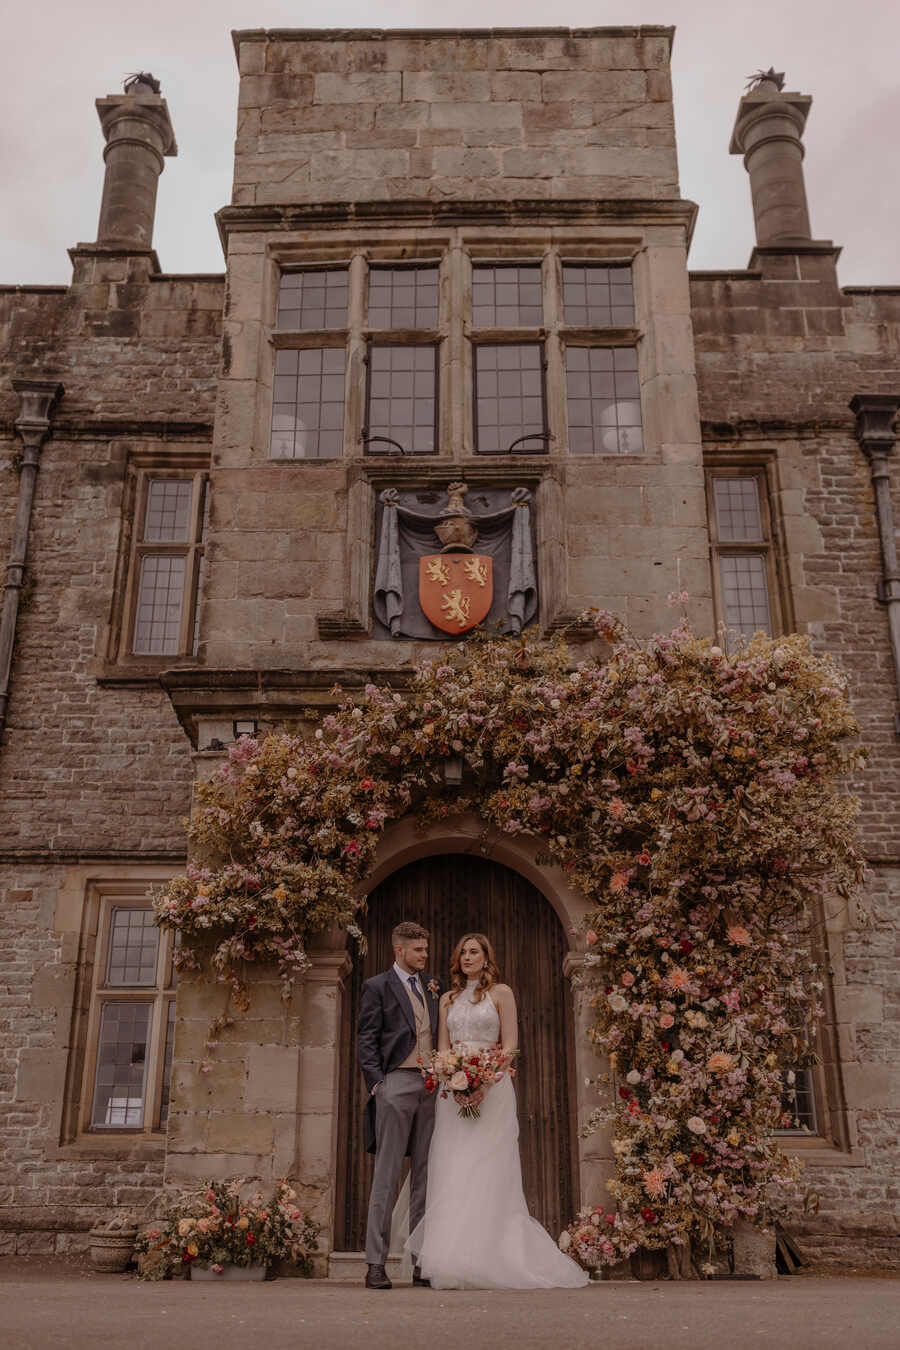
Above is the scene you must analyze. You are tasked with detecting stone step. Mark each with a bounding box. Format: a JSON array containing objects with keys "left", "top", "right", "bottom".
[{"left": 328, "top": 1251, "right": 410, "bottom": 1282}]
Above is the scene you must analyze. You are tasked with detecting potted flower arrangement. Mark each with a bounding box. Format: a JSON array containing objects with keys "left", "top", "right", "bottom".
[{"left": 134, "top": 1179, "right": 319, "bottom": 1281}]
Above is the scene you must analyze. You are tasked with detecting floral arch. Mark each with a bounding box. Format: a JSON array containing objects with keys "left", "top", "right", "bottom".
[{"left": 154, "top": 613, "right": 865, "bottom": 1271}]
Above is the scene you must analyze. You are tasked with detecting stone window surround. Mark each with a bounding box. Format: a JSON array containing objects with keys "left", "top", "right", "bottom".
[
  {"left": 703, "top": 452, "right": 862, "bottom": 1164},
  {"left": 704, "top": 453, "right": 793, "bottom": 644},
  {"left": 103, "top": 446, "right": 211, "bottom": 676},
  {"left": 60, "top": 876, "right": 177, "bottom": 1157},
  {"left": 779, "top": 896, "right": 863, "bottom": 1166},
  {"left": 266, "top": 235, "right": 644, "bottom": 464}
]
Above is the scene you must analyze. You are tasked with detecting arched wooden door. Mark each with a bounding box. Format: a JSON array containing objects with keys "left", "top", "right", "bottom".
[{"left": 334, "top": 854, "right": 578, "bottom": 1250}]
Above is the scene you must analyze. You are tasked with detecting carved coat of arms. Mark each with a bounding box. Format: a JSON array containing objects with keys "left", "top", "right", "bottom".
[
  {"left": 418, "top": 553, "right": 494, "bottom": 633},
  {"left": 373, "top": 480, "right": 538, "bottom": 640}
]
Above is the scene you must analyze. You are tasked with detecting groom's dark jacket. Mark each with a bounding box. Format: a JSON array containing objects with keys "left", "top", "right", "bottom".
[{"left": 358, "top": 968, "right": 442, "bottom": 1154}]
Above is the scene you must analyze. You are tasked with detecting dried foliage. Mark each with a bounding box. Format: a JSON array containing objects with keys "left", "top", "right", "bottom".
[{"left": 154, "top": 613, "right": 865, "bottom": 1257}]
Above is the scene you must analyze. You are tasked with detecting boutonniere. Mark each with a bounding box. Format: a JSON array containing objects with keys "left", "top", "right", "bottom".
[{"left": 427, "top": 979, "right": 440, "bottom": 998}]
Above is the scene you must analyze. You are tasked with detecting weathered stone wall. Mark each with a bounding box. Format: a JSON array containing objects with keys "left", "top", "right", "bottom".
[
  {"left": 0, "top": 871, "right": 170, "bottom": 1254},
  {"left": 0, "top": 262, "right": 223, "bottom": 852},
  {"left": 0, "top": 256, "right": 223, "bottom": 1250},
  {"left": 232, "top": 27, "right": 677, "bottom": 205},
  {"left": 691, "top": 257, "right": 900, "bottom": 1265}
]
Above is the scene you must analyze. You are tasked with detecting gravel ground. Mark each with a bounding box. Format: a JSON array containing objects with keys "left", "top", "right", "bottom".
[{"left": 1, "top": 1261, "right": 899, "bottom": 1350}]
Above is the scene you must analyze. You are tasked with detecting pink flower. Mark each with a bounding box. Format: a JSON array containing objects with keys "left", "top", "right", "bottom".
[
  {"left": 727, "top": 925, "right": 751, "bottom": 946},
  {"left": 585, "top": 930, "right": 598, "bottom": 946},
  {"left": 707, "top": 1052, "right": 736, "bottom": 1073},
  {"left": 658, "top": 1013, "right": 675, "bottom": 1029},
  {"left": 642, "top": 1168, "right": 666, "bottom": 1197},
  {"left": 608, "top": 798, "right": 627, "bottom": 820},
  {"left": 667, "top": 968, "right": 691, "bottom": 992},
  {"left": 621, "top": 971, "right": 636, "bottom": 987}
]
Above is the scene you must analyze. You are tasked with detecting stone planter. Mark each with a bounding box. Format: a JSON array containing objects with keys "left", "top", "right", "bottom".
[
  {"left": 191, "top": 1263, "right": 267, "bottom": 1281},
  {"left": 88, "top": 1229, "right": 138, "bottom": 1273}
]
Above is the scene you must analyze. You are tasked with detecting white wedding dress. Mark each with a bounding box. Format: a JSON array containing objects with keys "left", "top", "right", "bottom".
[{"left": 405, "top": 980, "right": 589, "bottom": 1290}]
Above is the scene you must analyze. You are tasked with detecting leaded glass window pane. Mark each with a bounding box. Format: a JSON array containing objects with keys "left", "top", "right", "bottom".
[
  {"left": 106, "top": 908, "right": 160, "bottom": 987},
  {"left": 270, "top": 347, "right": 345, "bottom": 459},
  {"left": 366, "top": 344, "right": 437, "bottom": 454},
  {"left": 133, "top": 554, "right": 186, "bottom": 655},
  {"left": 277, "top": 269, "right": 348, "bottom": 331},
  {"left": 472, "top": 265, "right": 543, "bottom": 327},
  {"left": 563, "top": 265, "right": 635, "bottom": 326},
  {"left": 565, "top": 347, "right": 643, "bottom": 453},
  {"left": 143, "top": 479, "right": 192, "bottom": 542},
  {"left": 719, "top": 554, "right": 772, "bottom": 639},
  {"left": 91, "top": 1002, "right": 151, "bottom": 1128},
  {"left": 714, "top": 478, "right": 764, "bottom": 542},
  {"left": 475, "top": 344, "right": 546, "bottom": 454},
  {"left": 779, "top": 1068, "right": 818, "bottom": 1133},
  {"left": 368, "top": 266, "right": 439, "bottom": 329}
]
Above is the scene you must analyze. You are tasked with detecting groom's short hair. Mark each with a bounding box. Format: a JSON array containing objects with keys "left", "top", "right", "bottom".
[{"left": 391, "top": 920, "right": 429, "bottom": 947}]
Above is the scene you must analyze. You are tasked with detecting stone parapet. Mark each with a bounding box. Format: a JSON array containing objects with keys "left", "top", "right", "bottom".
[{"left": 230, "top": 28, "right": 679, "bottom": 206}]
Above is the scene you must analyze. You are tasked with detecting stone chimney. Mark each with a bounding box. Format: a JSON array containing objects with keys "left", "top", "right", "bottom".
[
  {"left": 730, "top": 69, "right": 812, "bottom": 245},
  {"left": 95, "top": 72, "right": 177, "bottom": 249}
]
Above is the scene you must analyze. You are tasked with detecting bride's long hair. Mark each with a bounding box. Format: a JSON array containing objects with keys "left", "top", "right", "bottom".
[{"left": 448, "top": 933, "right": 501, "bottom": 1004}]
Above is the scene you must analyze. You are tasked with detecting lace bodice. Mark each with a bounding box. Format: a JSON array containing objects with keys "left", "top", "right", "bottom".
[{"left": 447, "top": 983, "right": 501, "bottom": 1048}]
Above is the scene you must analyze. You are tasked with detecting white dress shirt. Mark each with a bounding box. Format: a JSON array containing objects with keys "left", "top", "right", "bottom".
[{"left": 393, "top": 962, "right": 426, "bottom": 1000}]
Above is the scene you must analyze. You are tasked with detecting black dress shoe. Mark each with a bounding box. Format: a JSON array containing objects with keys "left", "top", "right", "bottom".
[
  {"left": 365, "top": 1263, "right": 392, "bottom": 1289},
  {"left": 412, "top": 1265, "right": 430, "bottom": 1287}
]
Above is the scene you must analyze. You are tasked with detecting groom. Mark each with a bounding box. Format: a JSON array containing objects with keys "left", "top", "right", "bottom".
[{"left": 357, "top": 920, "right": 442, "bottom": 1290}]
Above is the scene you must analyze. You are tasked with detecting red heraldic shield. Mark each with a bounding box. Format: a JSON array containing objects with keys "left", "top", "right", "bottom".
[{"left": 418, "top": 554, "right": 494, "bottom": 634}]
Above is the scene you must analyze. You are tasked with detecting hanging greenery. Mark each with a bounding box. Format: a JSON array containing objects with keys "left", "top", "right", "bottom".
[{"left": 153, "top": 610, "right": 865, "bottom": 1262}]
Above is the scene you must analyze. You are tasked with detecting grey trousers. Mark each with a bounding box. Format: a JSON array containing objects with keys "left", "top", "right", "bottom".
[{"left": 364, "top": 1068, "right": 436, "bottom": 1265}]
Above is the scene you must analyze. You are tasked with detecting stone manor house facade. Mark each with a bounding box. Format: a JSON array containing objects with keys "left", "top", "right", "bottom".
[{"left": 0, "top": 28, "right": 898, "bottom": 1270}]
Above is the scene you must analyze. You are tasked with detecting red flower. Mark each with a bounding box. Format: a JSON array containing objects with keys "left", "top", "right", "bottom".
[
  {"left": 246, "top": 1233, "right": 256, "bottom": 1245},
  {"left": 690, "top": 1151, "right": 706, "bottom": 1165},
  {"left": 247, "top": 915, "right": 257, "bottom": 928},
  {"left": 618, "top": 1086, "right": 631, "bottom": 1099},
  {"left": 638, "top": 849, "right": 652, "bottom": 866},
  {"left": 424, "top": 1076, "right": 436, "bottom": 1093},
  {"left": 181, "top": 1249, "right": 195, "bottom": 1263},
  {"left": 680, "top": 939, "right": 694, "bottom": 954},
  {"left": 661, "top": 1041, "right": 671, "bottom": 1051},
  {"left": 640, "top": 1208, "right": 657, "bottom": 1223},
  {"left": 344, "top": 840, "right": 361, "bottom": 856},
  {"left": 360, "top": 777, "right": 374, "bottom": 791}
]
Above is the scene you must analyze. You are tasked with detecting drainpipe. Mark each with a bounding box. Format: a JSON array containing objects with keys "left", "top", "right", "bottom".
[
  {"left": 0, "top": 379, "right": 63, "bottom": 741},
  {"left": 850, "top": 394, "right": 900, "bottom": 735}
]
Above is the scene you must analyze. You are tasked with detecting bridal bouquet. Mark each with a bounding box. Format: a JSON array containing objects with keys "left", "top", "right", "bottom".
[{"left": 421, "top": 1046, "right": 517, "bottom": 1119}]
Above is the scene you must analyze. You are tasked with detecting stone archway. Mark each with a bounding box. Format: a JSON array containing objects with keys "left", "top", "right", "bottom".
[{"left": 327, "top": 815, "right": 614, "bottom": 1256}]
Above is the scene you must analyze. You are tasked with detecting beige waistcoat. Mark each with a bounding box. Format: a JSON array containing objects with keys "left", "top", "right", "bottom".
[{"left": 397, "top": 977, "right": 433, "bottom": 1069}]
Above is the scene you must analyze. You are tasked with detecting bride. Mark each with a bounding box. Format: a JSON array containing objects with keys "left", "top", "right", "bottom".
[{"left": 407, "top": 932, "right": 588, "bottom": 1290}]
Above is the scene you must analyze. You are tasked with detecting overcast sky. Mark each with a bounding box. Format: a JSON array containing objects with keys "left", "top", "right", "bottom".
[{"left": 3, "top": 0, "right": 898, "bottom": 285}]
